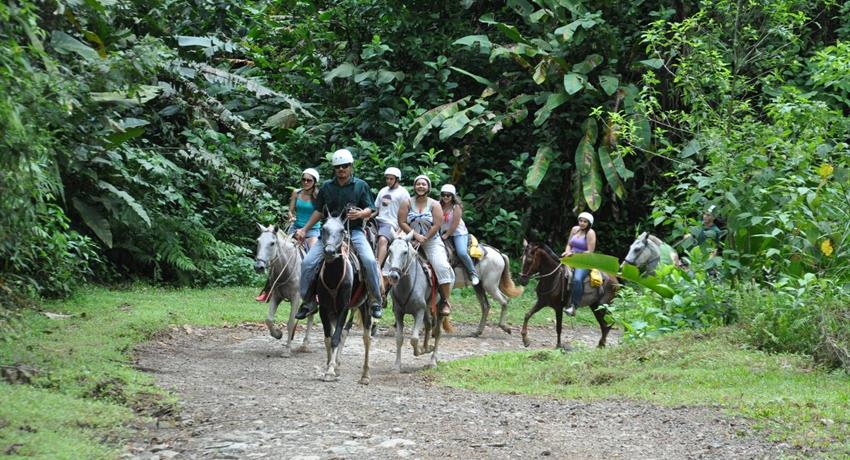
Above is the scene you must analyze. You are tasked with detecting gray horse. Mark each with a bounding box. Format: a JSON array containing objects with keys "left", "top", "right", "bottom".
[
  {"left": 451, "top": 244, "right": 524, "bottom": 336},
  {"left": 622, "top": 232, "right": 681, "bottom": 275},
  {"left": 254, "top": 224, "right": 315, "bottom": 356},
  {"left": 383, "top": 232, "right": 442, "bottom": 370}
]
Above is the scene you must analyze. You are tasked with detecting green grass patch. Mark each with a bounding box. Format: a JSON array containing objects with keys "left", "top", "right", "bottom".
[{"left": 434, "top": 327, "right": 850, "bottom": 456}]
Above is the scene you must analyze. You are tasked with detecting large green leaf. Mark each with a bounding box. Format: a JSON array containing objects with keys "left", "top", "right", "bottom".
[
  {"left": 533, "top": 91, "right": 568, "bottom": 126},
  {"left": 532, "top": 59, "right": 549, "bottom": 85},
  {"left": 323, "top": 62, "right": 357, "bottom": 83},
  {"left": 563, "top": 73, "right": 585, "bottom": 95},
  {"left": 51, "top": 31, "right": 100, "bottom": 61},
  {"left": 90, "top": 85, "right": 161, "bottom": 104},
  {"left": 560, "top": 255, "right": 675, "bottom": 298},
  {"left": 438, "top": 111, "right": 472, "bottom": 140},
  {"left": 411, "top": 97, "right": 471, "bottom": 146},
  {"left": 572, "top": 54, "right": 603, "bottom": 74},
  {"left": 633, "top": 114, "right": 651, "bottom": 150},
  {"left": 582, "top": 154, "right": 604, "bottom": 211},
  {"left": 618, "top": 264, "right": 675, "bottom": 298},
  {"left": 611, "top": 148, "right": 634, "bottom": 180},
  {"left": 581, "top": 117, "right": 598, "bottom": 144},
  {"left": 449, "top": 66, "right": 494, "bottom": 86},
  {"left": 597, "top": 145, "right": 626, "bottom": 198},
  {"left": 525, "top": 145, "right": 557, "bottom": 191},
  {"left": 72, "top": 198, "right": 112, "bottom": 248},
  {"left": 98, "top": 181, "right": 152, "bottom": 227},
  {"left": 599, "top": 75, "right": 619, "bottom": 95},
  {"left": 453, "top": 35, "right": 493, "bottom": 54}
]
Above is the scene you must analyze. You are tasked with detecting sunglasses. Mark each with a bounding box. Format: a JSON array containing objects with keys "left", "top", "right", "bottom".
[
  {"left": 333, "top": 163, "right": 352, "bottom": 170},
  {"left": 301, "top": 177, "right": 314, "bottom": 183},
  {"left": 440, "top": 193, "right": 453, "bottom": 198}
]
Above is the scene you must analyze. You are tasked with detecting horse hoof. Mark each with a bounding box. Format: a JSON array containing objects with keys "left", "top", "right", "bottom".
[
  {"left": 297, "top": 345, "right": 310, "bottom": 353},
  {"left": 410, "top": 338, "right": 420, "bottom": 355},
  {"left": 359, "top": 376, "right": 370, "bottom": 385},
  {"left": 392, "top": 364, "right": 402, "bottom": 373},
  {"left": 425, "top": 361, "right": 437, "bottom": 369},
  {"left": 471, "top": 330, "right": 482, "bottom": 338},
  {"left": 522, "top": 336, "right": 530, "bottom": 348},
  {"left": 270, "top": 329, "right": 283, "bottom": 340},
  {"left": 322, "top": 373, "right": 337, "bottom": 382},
  {"left": 501, "top": 326, "right": 512, "bottom": 335}
]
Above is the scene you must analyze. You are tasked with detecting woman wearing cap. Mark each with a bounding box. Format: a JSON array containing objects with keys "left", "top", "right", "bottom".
[
  {"left": 560, "top": 212, "right": 596, "bottom": 316},
  {"left": 398, "top": 175, "right": 456, "bottom": 316},
  {"left": 373, "top": 167, "right": 410, "bottom": 268},
  {"left": 439, "top": 183, "right": 480, "bottom": 286},
  {"left": 256, "top": 168, "right": 321, "bottom": 302}
]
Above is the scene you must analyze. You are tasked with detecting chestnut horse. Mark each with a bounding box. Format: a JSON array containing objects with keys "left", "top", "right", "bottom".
[{"left": 518, "top": 241, "right": 618, "bottom": 350}]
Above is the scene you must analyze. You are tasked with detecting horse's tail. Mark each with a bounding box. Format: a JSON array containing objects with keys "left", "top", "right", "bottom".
[
  {"left": 498, "top": 252, "right": 524, "bottom": 298},
  {"left": 442, "top": 316, "right": 454, "bottom": 333}
]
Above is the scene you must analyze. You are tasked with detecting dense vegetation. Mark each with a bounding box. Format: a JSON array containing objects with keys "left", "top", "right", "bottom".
[{"left": 2, "top": 0, "right": 848, "bottom": 359}]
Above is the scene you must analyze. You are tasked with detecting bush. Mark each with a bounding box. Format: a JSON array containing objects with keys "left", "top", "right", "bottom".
[{"left": 733, "top": 275, "right": 850, "bottom": 371}]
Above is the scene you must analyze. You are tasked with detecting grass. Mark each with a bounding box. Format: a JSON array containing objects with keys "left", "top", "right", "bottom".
[{"left": 433, "top": 327, "right": 850, "bottom": 457}]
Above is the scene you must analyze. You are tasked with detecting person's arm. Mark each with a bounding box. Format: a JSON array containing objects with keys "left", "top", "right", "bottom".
[
  {"left": 561, "top": 226, "right": 578, "bottom": 257},
  {"left": 288, "top": 189, "right": 298, "bottom": 222},
  {"left": 441, "top": 204, "right": 462, "bottom": 240},
  {"left": 425, "top": 202, "right": 443, "bottom": 241},
  {"left": 398, "top": 200, "right": 411, "bottom": 233},
  {"left": 294, "top": 210, "right": 322, "bottom": 241},
  {"left": 586, "top": 229, "right": 597, "bottom": 253}
]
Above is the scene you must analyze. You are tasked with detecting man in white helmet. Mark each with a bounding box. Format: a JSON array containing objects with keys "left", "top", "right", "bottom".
[
  {"left": 372, "top": 166, "right": 410, "bottom": 268},
  {"left": 294, "top": 148, "right": 384, "bottom": 319}
]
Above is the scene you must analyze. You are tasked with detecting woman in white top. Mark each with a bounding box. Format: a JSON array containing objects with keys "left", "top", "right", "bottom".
[
  {"left": 439, "top": 184, "right": 479, "bottom": 285},
  {"left": 397, "top": 174, "right": 455, "bottom": 315}
]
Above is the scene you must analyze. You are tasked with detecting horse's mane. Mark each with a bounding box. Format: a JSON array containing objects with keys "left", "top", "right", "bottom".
[{"left": 533, "top": 241, "right": 561, "bottom": 262}]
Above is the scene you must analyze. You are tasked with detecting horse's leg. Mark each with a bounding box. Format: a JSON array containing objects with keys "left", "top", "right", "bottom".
[
  {"left": 359, "top": 305, "right": 372, "bottom": 385},
  {"left": 299, "top": 311, "right": 314, "bottom": 353},
  {"left": 411, "top": 308, "right": 425, "bottom": 356},
  {"left": 393, "top": 308, "right": 404, "bottom": 372},
  {"left": 521, "top": 301, "right": 546, "bottom": 347},
  {"left": 422, "top": 308, "right": 432, "bottom": 354},
  {"left": 319, "top": 308, "right": 333, "bottom": 379},
  {"left": 556, "top": 305, "right": 569, "bottom": 351},
  {"left": 428, "top": 308, "right": 442, "bottom": 368},
  {"left": 485, "top": 280, "right": 512, "bottom": 335},
  {"left": 472, "top": 283, "right": 490, "bottom": 337},
  {"left": 324, "top": 303, "right": 349, "bottom": 381},
  {"left": 592, "top": 303, "right": 611, "bottom": 348},
  {"left": 334, "top": 307, "right": 354, "bottom": 377},
  {"left": 265, "top": 294, "right": 284, "bottom": 341}
]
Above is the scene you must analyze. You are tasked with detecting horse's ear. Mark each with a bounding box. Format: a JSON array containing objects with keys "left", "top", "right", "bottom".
[
  {"left": 323, "top": 205, "right": 331, "bottom": 218},
  {"left": 257, "top": 222, "right": 266, "bottom": 232},
  {"left": 403, "top": 231, "right": 414, "bottom": 242},
  {"left": 641, "top": 232, "right": 649, "bottom": 241},
  {"left": 523, "top": 239, "right": 528, "bottom": 248},
  {"left": 272, "top": 225, "right": 279, "bottom": 234}
]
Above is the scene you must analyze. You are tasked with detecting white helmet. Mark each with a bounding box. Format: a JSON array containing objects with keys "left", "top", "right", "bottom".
[
  {"left": 302, "top": 168, "right": 319, "bottom": 183},
  {"left": 413, "top": 174, "right": 431, "bottom": 190},
  {"left": 384, "top": 167, "right": 401, "bottom": 180},
  {"left": 578, "top": 211, "right": 594, "bottom": 226},
  {"left": 331, "top": 148, "right": 354, "bottom": 166},
  {"left": 440, "top": 184, "right": 456, "bottom": 196}
]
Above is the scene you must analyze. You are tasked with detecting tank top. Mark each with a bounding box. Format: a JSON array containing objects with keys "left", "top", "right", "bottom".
[
  {"left": 440, "top": 205, "right": 468, "bottom": 236},
  {"left": 407, "top": 197, "right": 438, "bottom": 240},
  {"left": 294, "top": 190, "right": 320, "bottom": 230},
  {"left": 569, "top": 231, "right": 589, "bottom": 253}
]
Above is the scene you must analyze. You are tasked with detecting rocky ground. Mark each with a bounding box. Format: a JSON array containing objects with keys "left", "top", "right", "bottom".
[{"left": 125, "top": 321, "right": 789, "bottom": 459}]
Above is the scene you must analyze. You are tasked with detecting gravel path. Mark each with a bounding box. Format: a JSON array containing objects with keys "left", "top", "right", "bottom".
[{"left": 125, "top": 321, "right": 788, "bottom": 459}]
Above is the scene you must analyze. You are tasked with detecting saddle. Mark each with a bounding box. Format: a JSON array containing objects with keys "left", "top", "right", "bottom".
[
  {"left": 412, "top": 248, "right": 442, "bottom": 315},
  {"left": 560, "top": 267, "right": 608, "bottom": 304},
  {"left": 445, "top": 236, "right": 487, "bottom": 269}
]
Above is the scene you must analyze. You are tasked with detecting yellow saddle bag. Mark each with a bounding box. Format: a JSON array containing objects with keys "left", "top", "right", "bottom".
[
  {"left": 468, "top": 235, "right": 483, "bottom": 259},
  {"left": 589, "top": 269, "right": 604, "bottom": 288}
]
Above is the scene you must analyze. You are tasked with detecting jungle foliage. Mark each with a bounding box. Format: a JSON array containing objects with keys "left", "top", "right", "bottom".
[{"left": 1, "top": 1, "right": 848, "bottom": 364}]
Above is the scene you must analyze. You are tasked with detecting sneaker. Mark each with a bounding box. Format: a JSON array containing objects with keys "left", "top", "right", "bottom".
[
  {"left": 471, "top": 274, "right": 480, "bottom": 286},
  {"left": 370, "top": 301, "right": 383, "bottom": 319},
  {"left": 255, "top": 291, "right": 268, "bottom": 302},
  {"left": 294, "top": 300, "right": 318, "bottom": 319},
  {"left": 565, "top": 304, "right": 576, "bottom": 317}
]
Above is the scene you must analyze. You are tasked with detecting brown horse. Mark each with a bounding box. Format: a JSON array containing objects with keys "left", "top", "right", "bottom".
[{"left": 518, "top": 240, "right": 619, "bottom": 349}]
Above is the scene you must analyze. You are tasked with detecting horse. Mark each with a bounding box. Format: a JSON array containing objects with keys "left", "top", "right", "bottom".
[
  {"left": 622, "top": 232, "right": 681, "bottom": 275},
  {"left": 383, "top": 232, "right": 443, "bottom": 370},
  {"left": 254, "top": 224, "right": 315, "bottom": 356},
  {"left": 448, "top": 243, "right": 524, "bottom": 336},
  {"left": 315, "top": 213, "right": 372, "bottom": 384},
  {"left": 518, "top": 240, "right": 619, "bottom": 349}
]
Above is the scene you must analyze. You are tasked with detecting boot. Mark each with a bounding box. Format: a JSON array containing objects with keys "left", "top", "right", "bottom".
[
  {"left": 255, "top": 291, "right": 268, "bottom": 302},
  {"left": 370, "top": 300, "right": 383, "bottom": 319},
  {"left": 295, "top": 299, "right": 318, "bottom": 319},
  {"left": 565, "top": 304, "right": 576, "bottom": 317}
]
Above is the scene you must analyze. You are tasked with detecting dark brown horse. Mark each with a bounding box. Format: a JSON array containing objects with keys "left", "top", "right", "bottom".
[{"left": 518, "top": 240, "right": 619, "bottom": 349}]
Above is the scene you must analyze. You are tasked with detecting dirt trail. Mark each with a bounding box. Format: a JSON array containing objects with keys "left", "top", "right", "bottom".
[{"left": 125, "top": 322, "right": 787, "bottom": 459}]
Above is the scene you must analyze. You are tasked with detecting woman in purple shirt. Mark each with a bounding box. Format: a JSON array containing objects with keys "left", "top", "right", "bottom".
[{"left": 560, "top": 212, "right": 596, "bottom": 316}]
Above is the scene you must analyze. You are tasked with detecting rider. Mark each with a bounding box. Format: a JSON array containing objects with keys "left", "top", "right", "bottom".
[
  {"left": 398, "top": 174, "right": 455, "bottom": 316},
  {"left": 560, "top": 211, "right": 596, "bottom": 317},
  {"left": 372, "top": 167, "right": 410, "bottom": 268},
  {"left": 439, "top": 183, "right": 480, "bottom": 286},
  {"left": 293, "top": 149, "right": 384, "bottom": 320},
  {"left": 256, "top": 167, "right": 321, "bottom": 302}
]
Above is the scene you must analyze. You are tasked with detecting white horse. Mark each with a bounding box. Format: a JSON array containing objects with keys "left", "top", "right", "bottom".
[
  {"left": 622, "top": 232, "right": 682, "bottom": 275},
  {"left": 254, "top": 224, "right": 315, "bottom": 357},
  {"left": 451, "top": 244, "right": 524, "bottom": 336}
]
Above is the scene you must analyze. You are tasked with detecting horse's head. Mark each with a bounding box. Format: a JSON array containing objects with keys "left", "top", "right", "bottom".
[
  {"left": 519, "top": 239, "right": 542, "bottom": 286},
  {"left": 622, "top": 232, "right": 653, "bottom": 271},
  {"left": 383, "top": 231, "right": 415, "bottom": 287},
  {"left": 255, "top": 223, "right": 278, "bottom": 273},
  {"left": 321, "top": 214, "right": 347, "bottom": 261}
]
